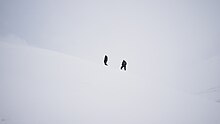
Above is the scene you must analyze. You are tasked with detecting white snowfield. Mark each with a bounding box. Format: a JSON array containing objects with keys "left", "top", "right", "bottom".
[{"left": 0, "top": 42, "right": 220, "bottom": 124}]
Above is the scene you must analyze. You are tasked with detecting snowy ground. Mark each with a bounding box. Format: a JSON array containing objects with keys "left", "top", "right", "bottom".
[{"left": 1, "top": 42, "right": 220, "bottom": 124}]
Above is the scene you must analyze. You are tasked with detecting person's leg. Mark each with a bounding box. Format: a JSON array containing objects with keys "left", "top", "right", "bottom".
[
  {"left": 120, "top": 65, "right": 123, "bottom": 70},
  {"left": 124, "top": 66, "right": 126, "bottom": 71},
  {"left": 104, "top": 61, "right": 107, "bottom": 66}
]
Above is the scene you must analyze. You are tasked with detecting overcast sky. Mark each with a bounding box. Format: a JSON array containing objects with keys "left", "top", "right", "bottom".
[{"left": 1, "top": 0, "right": 220, "bottom": 84}]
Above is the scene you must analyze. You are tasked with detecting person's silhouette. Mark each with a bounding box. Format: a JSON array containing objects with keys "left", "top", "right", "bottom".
[
  {"left": 120, "top": 60, "right": 127, "bottom": 71},
  {"left": 104, "top": 55, "right": 108, "bottom": 66}
]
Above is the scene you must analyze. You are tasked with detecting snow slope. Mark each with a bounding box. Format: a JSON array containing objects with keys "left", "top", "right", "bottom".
[
  {"left": 179, "top": 56, "right": 220, "bottom": 103},
  {"left": 0, "top": 42, "right": 220, "bottom": 124}
]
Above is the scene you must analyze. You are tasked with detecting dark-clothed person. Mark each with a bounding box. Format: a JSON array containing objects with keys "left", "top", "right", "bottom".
[
  {"left": 120, "top": 60, "right": 127, "bottom": 71},
  {"left": 104, "top": 55, "right": 108, "bottom": 66}
]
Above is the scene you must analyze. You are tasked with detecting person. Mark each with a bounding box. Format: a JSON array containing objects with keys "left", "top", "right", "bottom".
[
  {"left": 104, "top": 55, "right": 108, "bottom": 66},
  {"left": 120, "top": 60, "right": 127, "bottom": 71}
]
